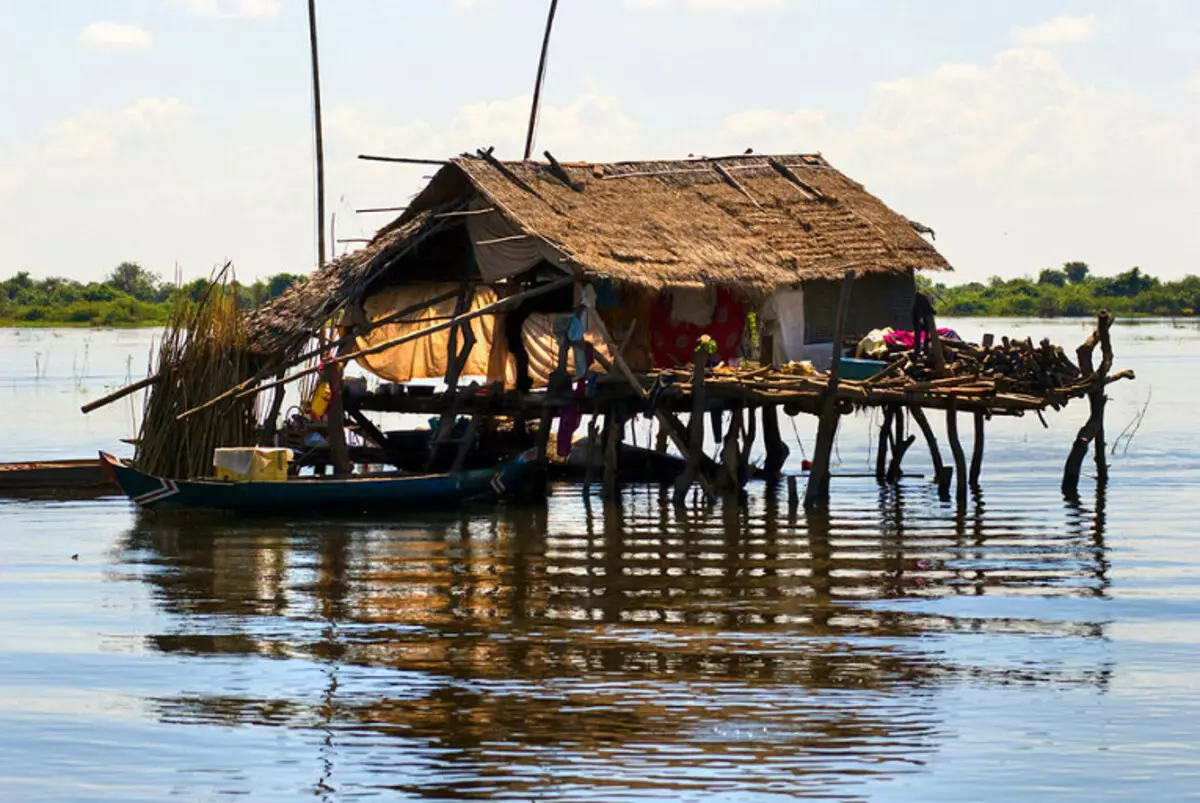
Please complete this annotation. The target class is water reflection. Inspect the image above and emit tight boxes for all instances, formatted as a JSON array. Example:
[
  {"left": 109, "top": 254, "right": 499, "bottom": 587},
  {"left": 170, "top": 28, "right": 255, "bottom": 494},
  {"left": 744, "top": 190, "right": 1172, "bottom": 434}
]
[{"left": 115, "top": 484, "right": 1113, "bottom": 799}]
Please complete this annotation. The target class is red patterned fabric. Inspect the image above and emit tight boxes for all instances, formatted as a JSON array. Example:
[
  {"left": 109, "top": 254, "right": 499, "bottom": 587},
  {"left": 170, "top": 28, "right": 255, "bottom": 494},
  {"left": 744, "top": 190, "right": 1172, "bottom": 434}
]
[{"left": 650, "top": 289, "right": 745, "bottom": 367}]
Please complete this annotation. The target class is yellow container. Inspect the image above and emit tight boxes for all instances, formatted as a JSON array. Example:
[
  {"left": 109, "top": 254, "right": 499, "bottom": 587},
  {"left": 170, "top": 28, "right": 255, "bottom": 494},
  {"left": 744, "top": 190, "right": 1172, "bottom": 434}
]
[
  {"left": 309, "top": 381, "right": 332, "bottom": 419},
  {"left": 213, "top": 448, "right": 293, "bottom": 482}
]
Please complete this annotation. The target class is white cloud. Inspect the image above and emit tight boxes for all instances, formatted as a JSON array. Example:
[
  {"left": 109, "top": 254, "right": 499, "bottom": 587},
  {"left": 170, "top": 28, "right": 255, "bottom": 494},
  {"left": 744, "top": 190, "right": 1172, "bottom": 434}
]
[
  {"left": 718, "top": 108, "right": 833, "bottom": 153},
  {"left": 626, "top": 0, "right": 790, "bottom": 11},
  {"left": 1187, "top": 72, "right": 1200, "bottom": 95},
  {"left": 41, "top": 98, "right": 193, "bottom": 162},
  {"left": 167, "top": 0, "right": 283, "bottom": 20},
  {"left": 708, "top": 46, "right": 1199, "bottom": 278},
  {"left": 1011, "top": 14, "right": 1097, "bottom": 46},
  {"left": 451, "top": 0, "right": 494, "bottom": 8},
  {"left": 327, "top": 81, "right": 642, "bottom": 168},
  {"left": 78, "top": 21, "right": 153, "bottom": 54}
]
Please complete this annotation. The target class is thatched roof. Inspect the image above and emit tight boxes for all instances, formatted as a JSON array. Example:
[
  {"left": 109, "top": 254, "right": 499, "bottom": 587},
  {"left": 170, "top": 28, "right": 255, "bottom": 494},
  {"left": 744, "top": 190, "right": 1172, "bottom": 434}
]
[{"left": 248, "top": 151, "right": 950, "bottom": 356}]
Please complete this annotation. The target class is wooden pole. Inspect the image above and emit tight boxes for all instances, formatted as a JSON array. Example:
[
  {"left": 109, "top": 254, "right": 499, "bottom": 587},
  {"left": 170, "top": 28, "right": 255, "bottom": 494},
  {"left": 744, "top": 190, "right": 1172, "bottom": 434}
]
[
  {"left": 719, "top": 407, "right": 742, "bottom": 494},
  {"left": 969, "top": 410, "right": 985, "bottom": 487},
  {"left": 804, "top": 270, "right": 855, "bottom": 508},
  {"left": 583, "top": 417, "right": 598, "bottom": 496},
  {"left": 523, "top": 0, "right": 560, "bottom": 160},
  {"left": 323, "top": 361, "right": 351, "bottom": 475},
  {"left": 875, "top": 406, "right": 894, "bottom": 483},
  {"left": 81, "top": 373, "right": 159, "bottom": 414},
  {"left": 673, "top": 351, "right": 708, "bottom": 506},
  {"left": 307, "top": 0, "right": 327, "bottom": 268},
  {"left": 759, "top": 332, "right": 789, "bottom": 479},
  {"left": 603, "top": 407, "right": 622, "bottom": 499},
  {"left": 946, "top": 401, "right": 968, "bottom": 506},
  {"left": 1063, "top": 311, "right": 1114, "bottom": 494},
  {"left": 910, "top": 405, "right": 945, "bottom": 475}
]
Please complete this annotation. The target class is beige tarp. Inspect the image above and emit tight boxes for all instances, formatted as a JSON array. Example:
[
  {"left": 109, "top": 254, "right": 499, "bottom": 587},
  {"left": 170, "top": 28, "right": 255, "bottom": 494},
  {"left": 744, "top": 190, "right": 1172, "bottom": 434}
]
[
  {"left": 350, "top": 283, "right": 612, "bottom": 389},
  {"left": 465, "top": 197, "right": 564, "bottom": 282}
]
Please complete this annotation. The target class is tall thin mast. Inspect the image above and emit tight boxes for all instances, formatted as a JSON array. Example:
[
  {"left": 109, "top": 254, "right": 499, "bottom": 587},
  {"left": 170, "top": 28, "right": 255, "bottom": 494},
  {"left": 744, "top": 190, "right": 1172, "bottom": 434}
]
[
  {"left": 523, "top": 0, "right": 559, "bottom": 160},
  {"left": 307, "top": 0, "right": 327, "bottom": 268}
]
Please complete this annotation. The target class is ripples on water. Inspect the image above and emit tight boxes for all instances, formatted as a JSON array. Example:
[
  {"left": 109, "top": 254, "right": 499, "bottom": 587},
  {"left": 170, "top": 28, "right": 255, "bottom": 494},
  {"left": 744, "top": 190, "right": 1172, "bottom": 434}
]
[{"left": 1, "top": 321, "right": 1199, "bottom": 800}]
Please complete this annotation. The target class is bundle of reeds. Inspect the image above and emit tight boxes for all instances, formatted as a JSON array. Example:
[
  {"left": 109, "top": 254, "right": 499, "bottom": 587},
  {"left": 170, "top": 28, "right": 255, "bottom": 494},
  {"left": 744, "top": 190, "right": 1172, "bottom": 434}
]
[{"left": 136, "top": 266, "right": 257, "bottom": 478}]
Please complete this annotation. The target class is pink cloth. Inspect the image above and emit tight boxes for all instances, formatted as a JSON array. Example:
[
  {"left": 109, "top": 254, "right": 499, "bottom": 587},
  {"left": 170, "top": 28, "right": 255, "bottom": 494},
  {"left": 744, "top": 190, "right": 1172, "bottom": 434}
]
[{"left": 884, "top": 328, "right": 959, "bottom": 349}]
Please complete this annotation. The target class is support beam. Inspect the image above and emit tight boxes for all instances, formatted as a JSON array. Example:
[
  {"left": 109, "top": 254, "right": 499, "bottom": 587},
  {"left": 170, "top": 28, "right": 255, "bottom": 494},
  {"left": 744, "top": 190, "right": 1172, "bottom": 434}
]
[
  {"left": 761, "top": 405, "right": 789, "bottom": 479},
  {"left": 910, "top": 405, "right": 945, "bottom": 478},
  {"left": 673, "top": 351, "right": 708, "bottom": 507},
  {"left": 945, "top": 402, "right": 968, "bottom": 506},
  {"left": 603, "top": 407, "right": 623, "bottom": 499},
  {"left": 1063, "top": 311, "right": 1114, "bottom": 495},
  {"left": 583, "top": 417, "right": 598, "bottom": 496},
  {"left": 323, "top": 361, "right": 351, "bottom": 476},
  {"left": 969, "top": 411, "right": 985, "bottom": 487},
  {"left": 875, "top": 406, "right": 895, "bottom": 483},
  {"left": 805, "top": 270, "right": 855, "bottom": 508},
  {"left": 885, "top": 409, "right": 915, "bottom": 484}
]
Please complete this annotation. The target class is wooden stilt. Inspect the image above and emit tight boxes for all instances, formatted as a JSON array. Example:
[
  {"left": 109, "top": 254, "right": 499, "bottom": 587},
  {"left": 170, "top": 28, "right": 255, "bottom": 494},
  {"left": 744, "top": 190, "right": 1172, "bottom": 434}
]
[
  {"left": 1063, "top": 311, "right": 1114, "bottom": 495},
  {"left": 673, "top": 351, "right": 708, "bottom": 507},
  {"left": 1093, "top": 391, "right": 1109, "bottom": 483},
  {"left": 787, "top": 475, "right": 799, "bottom": 510},
  {"left": 910, "top": 405, "right": 946, "bottom": 478},
  {"left": 969, "top": 410, "right": 985, "bottom": 487},
  {"left": 719, "top": 406, "right": 742, "bottom": 493},
  {"left": 534, "top": 332, "right": 571, "bottom": 466},
  {"left": 805, "top": 270, "right": 855, "bottom": 508},
  {"left": 885, "top": 407, "right": 916, "bottom": 485},
  {"left": 740, "top": 404, "right": 757, "bottom": 485},
  {"left": 761, "top": 405, "right": 789, "bottom": 479},
  {"left": 324, "top": 361, "right": 351, "bottom": 476},
  {"left": 583, "top": 417, "right": 598, "bottom": 496},
  {"left": 885, "top": 407, "right": 913, "bottom": 484},
  {"left": 603, "top": 407, "right": 622, "bottom": 499},
  {"left": 759, "top": 333, "right": 789, "bottom": 479},
  {"left": 946, "top": 402, "right": 968, "bottom": 506},
  {"left": 875, "top": 406, "right": 895, "bottom": 483}
]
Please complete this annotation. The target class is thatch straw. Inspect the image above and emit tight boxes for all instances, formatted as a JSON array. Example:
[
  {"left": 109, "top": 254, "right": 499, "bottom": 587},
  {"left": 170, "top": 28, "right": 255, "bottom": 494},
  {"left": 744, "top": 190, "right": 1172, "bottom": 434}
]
[
  {"left": 245, "top": 151, "right": 951, "bottom": 361},
  {"left": 136, "top": 266, "right": 257, "bottom": 479}
]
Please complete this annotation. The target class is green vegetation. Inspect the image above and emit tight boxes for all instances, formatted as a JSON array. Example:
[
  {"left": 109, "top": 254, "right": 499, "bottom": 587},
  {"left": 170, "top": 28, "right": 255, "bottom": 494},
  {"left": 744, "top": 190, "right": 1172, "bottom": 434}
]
[
  {"left": 0, "top": 263, "right": 303, "bottom": 327},
  {"left": 920, "top": 262, "right": 1200, "bottom": 318}
]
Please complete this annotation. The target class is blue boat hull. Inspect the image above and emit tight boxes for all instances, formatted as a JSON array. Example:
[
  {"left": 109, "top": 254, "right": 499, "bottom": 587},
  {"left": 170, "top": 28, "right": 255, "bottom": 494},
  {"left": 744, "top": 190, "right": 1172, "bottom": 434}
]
[{"left": 99, "top": 451, "right": 538, "bottom": 515}]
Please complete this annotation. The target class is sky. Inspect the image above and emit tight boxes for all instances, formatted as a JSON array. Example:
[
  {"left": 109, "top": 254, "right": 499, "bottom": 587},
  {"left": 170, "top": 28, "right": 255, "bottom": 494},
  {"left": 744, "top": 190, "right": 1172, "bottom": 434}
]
[{"left": 2, "top": 0, "right": 1199, "bottom": 285}]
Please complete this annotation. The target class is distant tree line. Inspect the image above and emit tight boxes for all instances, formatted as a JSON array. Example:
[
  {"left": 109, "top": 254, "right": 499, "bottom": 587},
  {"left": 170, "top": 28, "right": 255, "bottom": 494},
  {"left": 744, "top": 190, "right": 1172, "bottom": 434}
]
[
  {"left": 920, "top": 262, "right": 1200, "bottom": 317},
  {"left": 0, "top": 263, "right": 303, "bottom": 326}
]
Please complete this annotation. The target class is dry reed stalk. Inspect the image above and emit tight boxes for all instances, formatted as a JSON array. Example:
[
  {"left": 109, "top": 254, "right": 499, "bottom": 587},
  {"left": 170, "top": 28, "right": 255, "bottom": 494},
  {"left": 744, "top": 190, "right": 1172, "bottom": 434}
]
[{"left": 136, "top": 266, "right": 257, "bottom": 478}]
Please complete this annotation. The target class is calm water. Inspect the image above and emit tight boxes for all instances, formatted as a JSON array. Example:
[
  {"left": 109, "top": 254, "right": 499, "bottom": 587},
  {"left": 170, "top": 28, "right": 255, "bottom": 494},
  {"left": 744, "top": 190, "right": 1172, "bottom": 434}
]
[{"left": 1, "top": 319, "right": 1198, "bottom": 801}]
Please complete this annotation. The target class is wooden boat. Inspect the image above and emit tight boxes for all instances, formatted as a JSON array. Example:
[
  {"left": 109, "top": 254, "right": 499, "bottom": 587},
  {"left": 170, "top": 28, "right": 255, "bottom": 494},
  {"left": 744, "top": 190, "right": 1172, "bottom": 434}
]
[
  {"left": 99, "top": 450, "right": 539, "bottom": 514},
  {"left": 0, "top": 459, "right": 115, "bottom": 496}
]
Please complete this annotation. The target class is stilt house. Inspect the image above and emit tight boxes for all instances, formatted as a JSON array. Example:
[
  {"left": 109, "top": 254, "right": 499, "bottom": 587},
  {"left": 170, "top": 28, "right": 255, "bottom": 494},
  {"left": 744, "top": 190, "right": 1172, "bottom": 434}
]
[{"left": 247, "top": 150, "right": 951, "bottom": 386}]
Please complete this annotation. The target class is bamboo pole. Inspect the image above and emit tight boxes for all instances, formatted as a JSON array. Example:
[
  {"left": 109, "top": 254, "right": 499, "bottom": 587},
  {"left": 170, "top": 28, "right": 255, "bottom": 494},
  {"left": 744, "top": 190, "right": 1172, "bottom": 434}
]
[
  {"left": 307, "top": 0, "right": 327, "bottom": 269},
  {"left": 81, "top": 373, "right": 159, "bottom": 414},
  {"left": 523, "top": 0, "right": 560, "bottom": 160},
  {"left": 804, "top": 270, "right": 855, "bottom": 508}
]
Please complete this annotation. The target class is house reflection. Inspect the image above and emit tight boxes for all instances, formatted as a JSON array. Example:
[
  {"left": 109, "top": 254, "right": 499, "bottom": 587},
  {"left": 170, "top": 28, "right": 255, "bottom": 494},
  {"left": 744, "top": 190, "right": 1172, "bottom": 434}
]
[{"left": 122, "top": 484, "right": 1111, "bottom": 797}]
